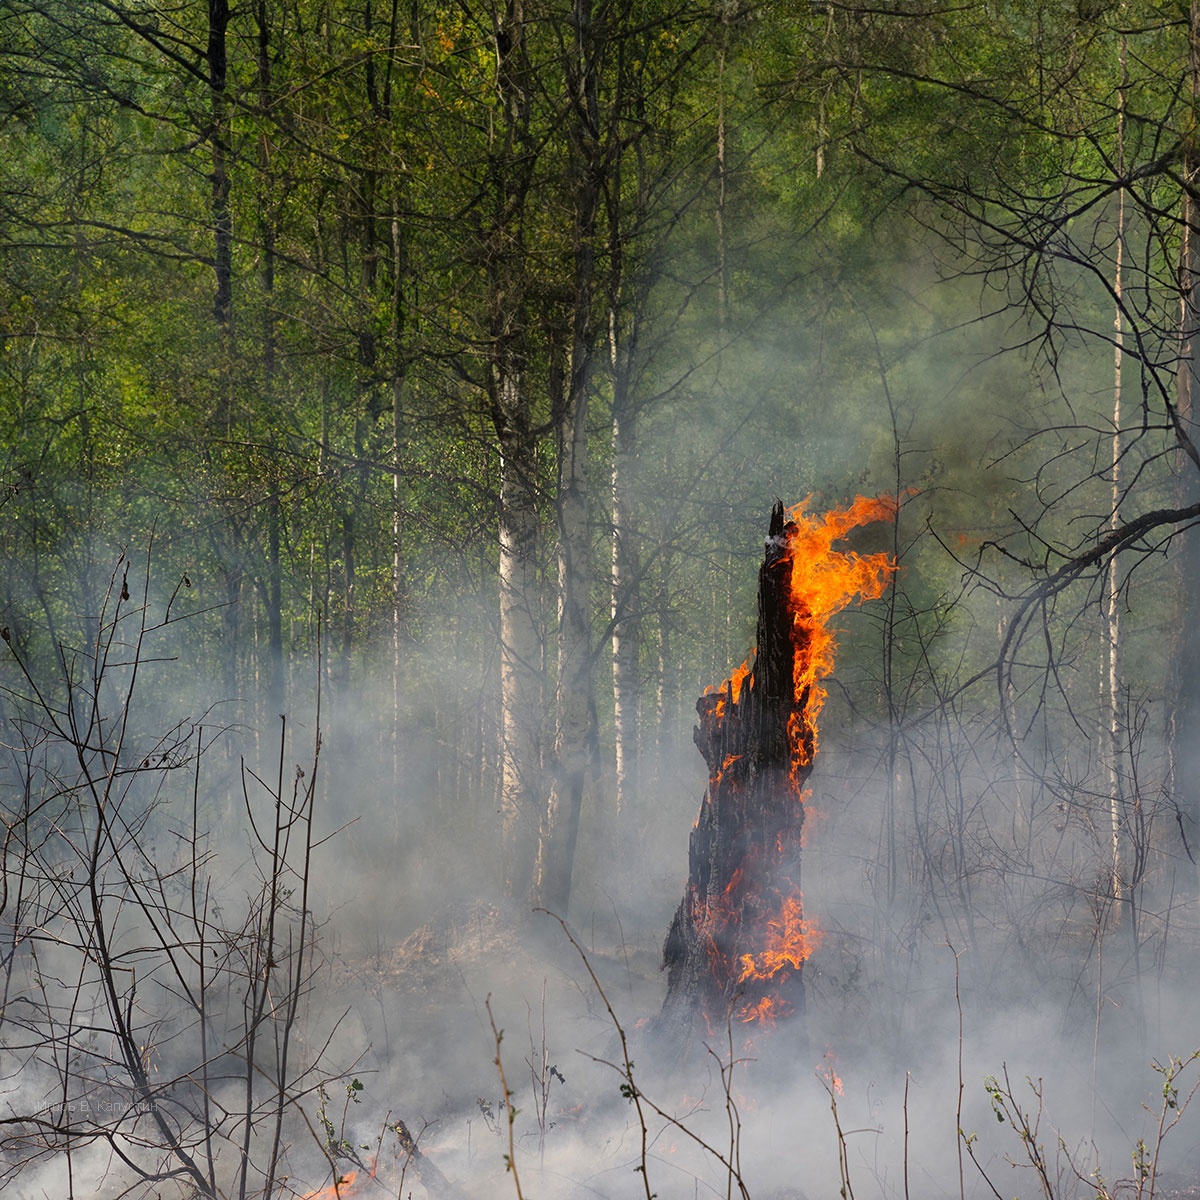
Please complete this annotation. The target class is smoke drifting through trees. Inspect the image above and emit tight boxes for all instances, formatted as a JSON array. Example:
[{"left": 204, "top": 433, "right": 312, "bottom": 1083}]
[{"left": 4, "top": 0, "right": 1200, "bottom": 1195}]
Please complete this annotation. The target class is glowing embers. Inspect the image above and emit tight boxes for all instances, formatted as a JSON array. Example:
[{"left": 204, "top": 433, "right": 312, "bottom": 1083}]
[{"left": 692, "top": 860, "right": 825, "bottom": 1028}]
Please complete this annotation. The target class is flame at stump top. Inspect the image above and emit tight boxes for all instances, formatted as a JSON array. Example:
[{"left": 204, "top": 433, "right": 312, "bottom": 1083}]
[{"left": 660, "top": 495, "right": 897, "bottom": 1042}]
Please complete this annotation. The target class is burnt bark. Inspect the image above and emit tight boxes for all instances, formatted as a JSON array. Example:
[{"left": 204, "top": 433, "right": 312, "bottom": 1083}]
[
  {"left": 658, "top": 502, "right": 812, "bottom": 1040},
  {"left": 395, "top": 1120, "right": 471, "bottom": 1200}
]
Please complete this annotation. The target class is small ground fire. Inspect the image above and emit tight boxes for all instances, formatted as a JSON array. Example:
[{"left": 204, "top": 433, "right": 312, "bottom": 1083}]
[{"left": 660, "top": 495, "right": 898, "bottom": 1040}]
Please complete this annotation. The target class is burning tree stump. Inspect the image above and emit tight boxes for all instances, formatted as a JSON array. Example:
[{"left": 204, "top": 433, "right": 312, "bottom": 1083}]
[{"left": 659, "top": 496, "right": 897, "bottom": 1042}]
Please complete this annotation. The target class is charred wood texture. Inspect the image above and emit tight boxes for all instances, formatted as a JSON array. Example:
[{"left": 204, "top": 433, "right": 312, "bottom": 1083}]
[
  {"left": 659, "top": 501, "right": 813, "bottom": 1038},
  {"left": 395, "top": 1119, "right": 471, "bottom": 1200}
]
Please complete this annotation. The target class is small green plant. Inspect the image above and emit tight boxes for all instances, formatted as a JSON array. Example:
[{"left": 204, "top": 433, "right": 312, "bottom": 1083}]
[
  {"left": 312, "top": 1077, "right": 371, "bottom": 1190},
  {"left": 959, "top": 1051, "right": 1200, "bottom": 1200},
  {"left": 317, "top": 1083, "right": 353, "bottom": 1162},
  {"left": 1130, "top": 1051, "right": 1200, "bottom": 1200}
]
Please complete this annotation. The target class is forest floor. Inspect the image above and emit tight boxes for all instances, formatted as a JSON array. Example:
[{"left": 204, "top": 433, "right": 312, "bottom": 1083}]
[{"left": 328, "top": 900, "right": 1200, "bottom": 1200}]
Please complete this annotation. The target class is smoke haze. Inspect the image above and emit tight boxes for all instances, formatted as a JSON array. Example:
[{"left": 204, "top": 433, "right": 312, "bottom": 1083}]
[{"left": 4, "top": 230, "right": 1199, "bottom": 1200}]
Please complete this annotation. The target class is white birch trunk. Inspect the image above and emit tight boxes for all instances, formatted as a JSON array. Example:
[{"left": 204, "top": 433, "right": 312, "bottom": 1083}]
[
  {"left": 1104, "top": 32, "right": 1126, "bottom": 904},
  {"left": 498, "top": 379, "right": 544, "bottom": 900},
  {"left": 610, "top": 352, "right": 639, "bottom": 818},
  {"left": 537, "top": 368, "right": 592, "bottom": 912}
]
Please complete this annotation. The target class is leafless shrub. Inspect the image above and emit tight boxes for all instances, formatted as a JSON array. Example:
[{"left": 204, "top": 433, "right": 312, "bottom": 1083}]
[{"left": 0, "top": 552, "right": 358, "bottom": 1198}]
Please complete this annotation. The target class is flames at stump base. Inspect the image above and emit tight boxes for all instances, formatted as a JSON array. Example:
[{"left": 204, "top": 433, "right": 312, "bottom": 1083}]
[{"left": 659, "top": 496, "right": 897, "bottom": 1041}]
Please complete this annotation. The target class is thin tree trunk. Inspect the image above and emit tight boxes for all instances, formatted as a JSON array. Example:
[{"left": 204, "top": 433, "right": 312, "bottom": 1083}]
[
  {"left": 606, "top": 60, "right": 658, "bottom": 824},
  {"left": 607, "top": 81, "right": 641, "bottom": 823},
  {"left": 535, "top": 0, "right": 603, "bottom": 914},
  {"left": 337, "top": 499, "right": 356, "bottom": 692},
  {"left": 1103, "top": 32, "right": 1126, "bottom": 907},
  {"left": 536, "top": 352, "right": 593, "bottom": 913},
  {"left": 497, "top": 392, "right": 543, "bottom": 900},
  {"left": 490, "top": 0, "right": 544, "bottom": 901},
  {"left": 655, "top": 545, "right": 675, "bottom": 767},
  {"left": 715, "top": 19, "right": 728, "bottom": 332},
  {"left": 208, "top": 0, "right": 239, "bottom": 709},
  {"left": 611, "top": 379, "right": 639, "bottom": 818},
  {"left": 391, "top": 199, "right": 408, "bottom": 782},
  {"left": 257, "top": 0, "right": 284, "bottom": 723},
  {"left": 209, "top": 0, "right": 233, "bottom": 432},
  {"left": 1169, "top": 1, "right": 1200, "bottom": 889}
]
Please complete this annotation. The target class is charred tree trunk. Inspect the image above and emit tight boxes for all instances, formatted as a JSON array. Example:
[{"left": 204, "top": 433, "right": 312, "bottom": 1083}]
[
  {"left": 658, "top": 495, "right": 896, "bottom": 1046},
  {"left": 659, "top": 502, "right": 813, "bottom": 1039}
]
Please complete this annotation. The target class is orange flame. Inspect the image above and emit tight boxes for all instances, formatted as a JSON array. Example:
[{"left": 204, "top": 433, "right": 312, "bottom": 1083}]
[
  {"left": 706, "top": 655, "right": 752, "bottom": 721},
  {"left": 784, "top": 494, "right": 898, "bottom": 771},
  {"left": 820, "top": 1049, "right": 844, "bottom": 1096},
  {"left": 736, "top": 895, "right": 823, "bottom": 982},
  {"left": 737, "top": 995, "right": 790, "bottom": 1024},
  {"left": 738, "top": 496, "right": 893, "bottom": 1021},
  {"left": 299, "top": 1171, "right": 358, "bottom": 1200},
  {"left": 690, "top": 495, "right": 898, "bottom": 1031},
  {"left": 729, "top": 657, "right": 752, "bottom": 703},
  {"left": 299, "top": 1157, "right": 378, "bottom": 1200}
]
